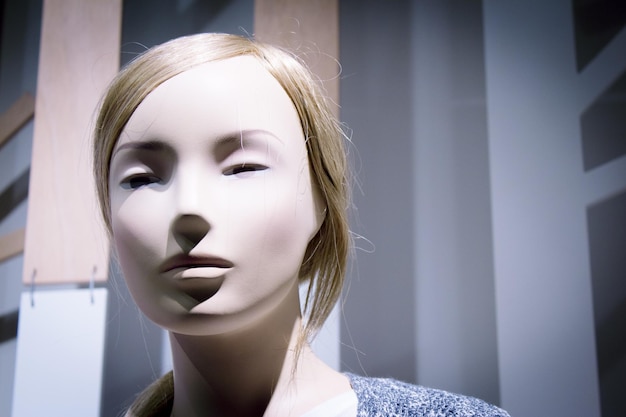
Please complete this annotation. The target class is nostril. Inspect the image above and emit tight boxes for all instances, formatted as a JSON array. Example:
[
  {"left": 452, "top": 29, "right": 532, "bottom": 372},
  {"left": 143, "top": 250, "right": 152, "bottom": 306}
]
[{"left": 172, "top": 214, "right": 210, "bottom": 252}]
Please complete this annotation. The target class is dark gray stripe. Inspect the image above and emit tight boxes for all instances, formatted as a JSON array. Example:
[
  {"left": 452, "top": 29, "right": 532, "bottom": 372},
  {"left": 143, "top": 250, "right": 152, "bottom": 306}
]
[
  {"left": 0, "top": 168, "right": 29, "bottom": 223},
  {"left": 0, "top": 309, "right": 19, "bottom": 344}
]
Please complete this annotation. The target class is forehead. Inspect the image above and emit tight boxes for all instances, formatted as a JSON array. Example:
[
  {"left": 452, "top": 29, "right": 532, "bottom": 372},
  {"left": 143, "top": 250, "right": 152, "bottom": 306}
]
[{"left": 117, "top": 55, "right": 302, "bottom": 146}]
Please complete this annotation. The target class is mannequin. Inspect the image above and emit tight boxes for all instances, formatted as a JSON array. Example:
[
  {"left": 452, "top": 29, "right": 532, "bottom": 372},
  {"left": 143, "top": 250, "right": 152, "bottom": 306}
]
[{"left": 93, "top": 33, "right": 509, "bottom": 417}]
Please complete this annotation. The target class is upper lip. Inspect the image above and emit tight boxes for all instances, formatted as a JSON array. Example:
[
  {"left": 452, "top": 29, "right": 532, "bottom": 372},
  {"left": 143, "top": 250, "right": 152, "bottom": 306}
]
[{"left": 160, "top": 254, "right": 233, "bottom": 273}]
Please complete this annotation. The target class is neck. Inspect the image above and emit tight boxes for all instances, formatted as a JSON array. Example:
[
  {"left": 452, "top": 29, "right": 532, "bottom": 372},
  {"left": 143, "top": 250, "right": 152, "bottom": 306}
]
[{"left": 168, "top": 281, "right": 349, "bottom": 417}]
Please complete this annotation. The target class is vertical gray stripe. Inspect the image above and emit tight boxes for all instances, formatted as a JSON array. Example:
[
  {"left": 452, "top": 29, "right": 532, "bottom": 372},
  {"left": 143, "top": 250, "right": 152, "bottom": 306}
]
[{"left": 339, "top": 0, "right": 417, "bottom": 383}]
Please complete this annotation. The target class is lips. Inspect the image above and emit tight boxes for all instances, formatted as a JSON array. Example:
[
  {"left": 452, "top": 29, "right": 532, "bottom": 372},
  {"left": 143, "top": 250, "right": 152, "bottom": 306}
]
[{"left": 159, "top": 254, "right": 234, "bottom": 273}]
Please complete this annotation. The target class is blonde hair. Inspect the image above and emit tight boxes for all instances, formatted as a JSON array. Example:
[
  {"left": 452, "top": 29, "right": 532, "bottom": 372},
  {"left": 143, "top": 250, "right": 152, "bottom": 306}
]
[{"left": 93, "top": 33, "right": 349, "bottom": 345}]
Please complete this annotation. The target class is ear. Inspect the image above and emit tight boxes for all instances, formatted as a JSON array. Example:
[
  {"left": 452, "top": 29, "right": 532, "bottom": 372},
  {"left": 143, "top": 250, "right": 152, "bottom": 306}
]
[
  {"left": 315, "top": 205, "right": 327, "bottom": 233},
  {"left": 304, "top": 158, "right": 326, "bottom": 240},
  {"left": 300, "top": 202, "right": 326, "bottom": 278},
  {"left": 309, "top": 180, "right": 327, "bottom": 240}
]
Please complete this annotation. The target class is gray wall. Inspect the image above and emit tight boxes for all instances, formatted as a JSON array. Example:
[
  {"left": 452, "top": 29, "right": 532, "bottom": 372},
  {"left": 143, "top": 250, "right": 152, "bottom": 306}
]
[
  {"left": 483, "top": 1, "right": 624, "bottom": 416},
  {"left": 411, "top": 1, "right": 499, "bottom": 404},
  {"left": 340, "top": 1, "right": 624, "bottom": 415},
  {"left": 339, "top": 0, "right": 418, "bottom": 384},
  {"left": 339, "top": 1, "right": 499, "bottom": 405}
]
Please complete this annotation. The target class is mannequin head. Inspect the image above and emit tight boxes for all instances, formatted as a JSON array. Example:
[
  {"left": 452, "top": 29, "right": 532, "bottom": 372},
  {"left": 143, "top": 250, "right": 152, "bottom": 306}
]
[{"left": 94, "top": 33, "right": 349, "bottom": 341}]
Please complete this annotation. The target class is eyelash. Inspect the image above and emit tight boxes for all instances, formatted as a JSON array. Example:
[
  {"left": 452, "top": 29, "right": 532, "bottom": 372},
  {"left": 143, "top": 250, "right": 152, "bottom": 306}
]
[
  {"left": 223, "top": 164, "right": 268, "bottom": 177},
  {"left": 120, "top": 174, "right": 161, "bottom": 190}
]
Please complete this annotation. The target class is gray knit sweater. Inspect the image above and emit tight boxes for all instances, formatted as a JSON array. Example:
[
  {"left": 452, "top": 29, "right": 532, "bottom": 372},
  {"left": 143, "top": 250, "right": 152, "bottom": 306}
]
[
  {"left": 346, "top": 373, "right": 510, "bottom": 417},
  {"left": 126, "top": 371, "right": 510, "bottom": 416}
]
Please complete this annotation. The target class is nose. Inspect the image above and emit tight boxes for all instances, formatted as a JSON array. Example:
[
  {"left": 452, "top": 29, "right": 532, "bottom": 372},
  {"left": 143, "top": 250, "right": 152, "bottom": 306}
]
[
  {"left": 171, "top": 166, "right": 212, "bottom": 252},
  {"left": 172, "top": 214, "right": 210, "bottom": 252}
]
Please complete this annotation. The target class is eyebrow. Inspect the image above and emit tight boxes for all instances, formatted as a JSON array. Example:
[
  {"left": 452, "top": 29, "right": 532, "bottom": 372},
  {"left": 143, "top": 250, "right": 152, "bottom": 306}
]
[
  {"left": 214, "top": 129, "right": 284, "bottom": 147},
  {"left": 111, "top": 140, "right": 172, "bottom": 158},
  {"left": 111, "top": 129, "right": 285, "bottom": 160}
]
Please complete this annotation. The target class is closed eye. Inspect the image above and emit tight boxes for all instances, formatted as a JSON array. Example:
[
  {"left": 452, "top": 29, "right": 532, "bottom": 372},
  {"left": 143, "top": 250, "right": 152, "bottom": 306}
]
[
  {"left": 223, "top": 164, "right": 268, "bottom": 178},
  {"left": 120, "top": 174, "right": 161, "bottom": 190}
]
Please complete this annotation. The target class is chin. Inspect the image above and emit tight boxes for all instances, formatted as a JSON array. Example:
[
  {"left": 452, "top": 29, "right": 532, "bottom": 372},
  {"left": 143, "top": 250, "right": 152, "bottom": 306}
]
[
  {"left": 154, "top": 308, "right": 264, "bottom": 337},
  {"left": 156, "top": 282, "right": 298, "bottom": 337}
]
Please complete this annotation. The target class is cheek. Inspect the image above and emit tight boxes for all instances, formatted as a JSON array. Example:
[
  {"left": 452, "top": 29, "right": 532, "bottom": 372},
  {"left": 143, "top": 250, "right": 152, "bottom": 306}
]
[
  {"left": 110, "top": 196, "right": 168, "bottom": 277},
  {"left": 230, "top": 174, "right": 319, "bottom": 260},
  {"left": 110, "top": 201, "right": 174, "bottom": 315}
]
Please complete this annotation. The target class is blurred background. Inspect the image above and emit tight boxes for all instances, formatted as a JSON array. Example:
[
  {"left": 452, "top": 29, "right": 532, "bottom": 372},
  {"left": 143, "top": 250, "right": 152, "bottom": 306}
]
[{"left": 0, "top": 0, "right": 624, "bottom": 416}]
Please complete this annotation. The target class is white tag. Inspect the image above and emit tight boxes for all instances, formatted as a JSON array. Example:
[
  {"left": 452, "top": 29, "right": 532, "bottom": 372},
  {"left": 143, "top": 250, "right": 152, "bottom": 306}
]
[{"left": 12, "top": 288, "right": 107, "bottom": 417}]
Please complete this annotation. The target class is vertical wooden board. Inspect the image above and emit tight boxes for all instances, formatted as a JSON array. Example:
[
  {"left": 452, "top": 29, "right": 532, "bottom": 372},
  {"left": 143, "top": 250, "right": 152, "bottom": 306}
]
[
  {"left": 23, "top": 0, "right": 121, "bottom": 284},
  {"left": 254, "top": 0, "right": 340, "bottom": 116}
]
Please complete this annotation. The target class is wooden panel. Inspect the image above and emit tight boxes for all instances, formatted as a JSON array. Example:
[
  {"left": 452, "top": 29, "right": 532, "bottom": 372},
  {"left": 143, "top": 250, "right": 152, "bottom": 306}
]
[
  {"left": 0, "top": 93, "right": 35, "bottom": 150},
  {"left": 254, "top": 0, "right": 339, "bottom": 117},
  {"left": 0, "top": 228, "right": 25, "bottom": 263},
  {"left": 23, "top": 0, "right": 121, "bottom": 284}
]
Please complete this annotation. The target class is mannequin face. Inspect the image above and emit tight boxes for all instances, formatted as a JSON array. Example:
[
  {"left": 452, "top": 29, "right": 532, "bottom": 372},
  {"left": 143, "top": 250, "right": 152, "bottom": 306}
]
[{"left": 108, "top": 56, "right": 324, "bottom": 335}]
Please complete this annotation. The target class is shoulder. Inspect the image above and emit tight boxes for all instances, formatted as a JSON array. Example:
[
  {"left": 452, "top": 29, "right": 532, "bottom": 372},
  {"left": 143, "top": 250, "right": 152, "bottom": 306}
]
[{"left": 345, "top": 373, "right": 510, "bottom": 417}]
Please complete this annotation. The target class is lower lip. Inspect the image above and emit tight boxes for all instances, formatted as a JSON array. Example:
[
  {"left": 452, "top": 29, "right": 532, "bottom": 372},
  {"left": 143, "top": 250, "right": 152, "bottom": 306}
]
[{"left": 168, "top": 267, "right": 232, "bottom": 280}]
